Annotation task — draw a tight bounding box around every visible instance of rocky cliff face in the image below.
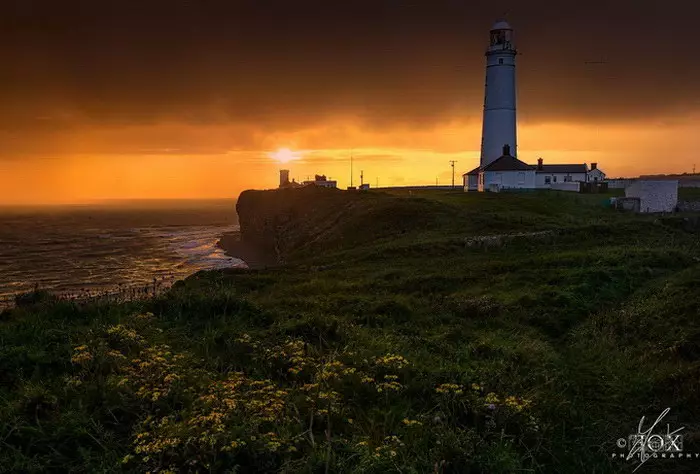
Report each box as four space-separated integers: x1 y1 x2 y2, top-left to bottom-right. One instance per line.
235 187 349 263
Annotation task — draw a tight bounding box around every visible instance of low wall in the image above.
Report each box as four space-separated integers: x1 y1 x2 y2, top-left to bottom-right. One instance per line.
550 182 580 192
607 179 633 189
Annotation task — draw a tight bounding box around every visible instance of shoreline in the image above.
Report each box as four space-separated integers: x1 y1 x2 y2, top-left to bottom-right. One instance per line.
216 231 278 270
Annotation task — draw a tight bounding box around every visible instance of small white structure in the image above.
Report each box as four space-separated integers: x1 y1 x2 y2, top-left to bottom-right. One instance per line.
303 174 337 189
625 180 678 213
462 167 480 191
587 163 606 182
480 20 518 167
477 145 535 192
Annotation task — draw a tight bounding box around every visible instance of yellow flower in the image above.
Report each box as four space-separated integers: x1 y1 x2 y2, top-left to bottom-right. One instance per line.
484 392 500 404
402 418 422 427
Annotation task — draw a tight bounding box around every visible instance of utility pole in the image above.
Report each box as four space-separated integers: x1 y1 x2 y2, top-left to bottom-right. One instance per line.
436 177 438 187
350 149 354 188
376 177 379 188
360 170 364 186
449 160 458 190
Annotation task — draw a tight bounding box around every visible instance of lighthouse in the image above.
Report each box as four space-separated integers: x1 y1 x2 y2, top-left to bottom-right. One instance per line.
479 20 518 168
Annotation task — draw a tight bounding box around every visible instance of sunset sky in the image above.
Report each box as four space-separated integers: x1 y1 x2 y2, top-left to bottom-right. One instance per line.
2 0 699 205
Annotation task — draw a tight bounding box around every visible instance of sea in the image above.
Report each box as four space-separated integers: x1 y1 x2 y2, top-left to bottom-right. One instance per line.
0 199 245 307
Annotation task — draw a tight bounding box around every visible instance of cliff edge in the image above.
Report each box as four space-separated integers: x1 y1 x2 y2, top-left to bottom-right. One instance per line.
223 186 455 266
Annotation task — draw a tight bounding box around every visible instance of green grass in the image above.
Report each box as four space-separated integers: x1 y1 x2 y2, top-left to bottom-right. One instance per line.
2 188 700 473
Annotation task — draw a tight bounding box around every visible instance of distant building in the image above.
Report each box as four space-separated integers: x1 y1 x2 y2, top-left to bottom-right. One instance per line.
359 183 370 190
463 154 607 192
279 169 302 188
303 174 337 189
279 169 290 188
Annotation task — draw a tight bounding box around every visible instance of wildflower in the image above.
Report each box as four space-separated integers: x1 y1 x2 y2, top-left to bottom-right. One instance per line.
374 354 410 370
484 392 500 405
64 375 83 388
106 324 145 345
402 418 422 427
375 375 403 393
71 348 93 365
435 383 463 395
471 383 482 391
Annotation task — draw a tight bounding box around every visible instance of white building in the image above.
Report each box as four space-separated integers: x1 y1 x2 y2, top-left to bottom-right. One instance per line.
480 20 518 168
535 159 587 187
625 180 678 213
302 174 337 189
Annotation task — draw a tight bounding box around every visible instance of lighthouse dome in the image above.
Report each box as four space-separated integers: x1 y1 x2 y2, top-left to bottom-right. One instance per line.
491 20 512 30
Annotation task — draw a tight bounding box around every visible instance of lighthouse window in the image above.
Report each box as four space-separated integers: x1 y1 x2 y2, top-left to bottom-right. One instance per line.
499 58 504 64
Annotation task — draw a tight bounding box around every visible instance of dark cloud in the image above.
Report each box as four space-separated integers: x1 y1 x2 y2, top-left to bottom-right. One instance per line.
1 0 699 154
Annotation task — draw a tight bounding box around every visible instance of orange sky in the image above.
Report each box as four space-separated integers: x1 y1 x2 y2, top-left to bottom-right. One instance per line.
3 2 700 205
1 116 698 205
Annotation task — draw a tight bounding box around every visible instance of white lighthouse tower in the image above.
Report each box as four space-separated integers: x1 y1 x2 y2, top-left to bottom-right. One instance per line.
479 20 518 167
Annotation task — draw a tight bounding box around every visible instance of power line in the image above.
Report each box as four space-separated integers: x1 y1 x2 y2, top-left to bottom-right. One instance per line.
449 160 458 190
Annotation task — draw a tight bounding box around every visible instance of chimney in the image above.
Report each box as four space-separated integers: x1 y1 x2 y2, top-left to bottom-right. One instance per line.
591 162 597 170
537 158 543 171
502 144 511 156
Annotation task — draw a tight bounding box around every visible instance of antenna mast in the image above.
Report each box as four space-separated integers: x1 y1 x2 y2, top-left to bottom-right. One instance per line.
449 160 458 190
350 149 353 188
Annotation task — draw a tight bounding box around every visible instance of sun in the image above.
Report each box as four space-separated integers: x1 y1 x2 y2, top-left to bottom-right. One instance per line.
269 148 302 163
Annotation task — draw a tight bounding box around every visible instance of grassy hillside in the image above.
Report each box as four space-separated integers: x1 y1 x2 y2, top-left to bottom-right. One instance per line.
2 188 700 473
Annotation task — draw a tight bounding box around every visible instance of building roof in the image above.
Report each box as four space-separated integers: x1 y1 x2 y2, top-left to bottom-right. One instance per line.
462 166 481 177
536 164 587 174
483 155 532 172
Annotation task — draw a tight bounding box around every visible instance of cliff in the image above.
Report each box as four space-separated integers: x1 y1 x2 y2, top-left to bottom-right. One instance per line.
230 186 457 265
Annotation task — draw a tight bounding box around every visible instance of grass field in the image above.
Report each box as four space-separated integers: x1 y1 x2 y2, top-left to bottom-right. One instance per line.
2 188 700 473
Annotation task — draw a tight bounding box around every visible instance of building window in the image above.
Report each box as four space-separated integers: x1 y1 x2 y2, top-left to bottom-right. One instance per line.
564 175 572 182
544 176 551 184
594 177 599 182
553 176 557 183
499 58 504 65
